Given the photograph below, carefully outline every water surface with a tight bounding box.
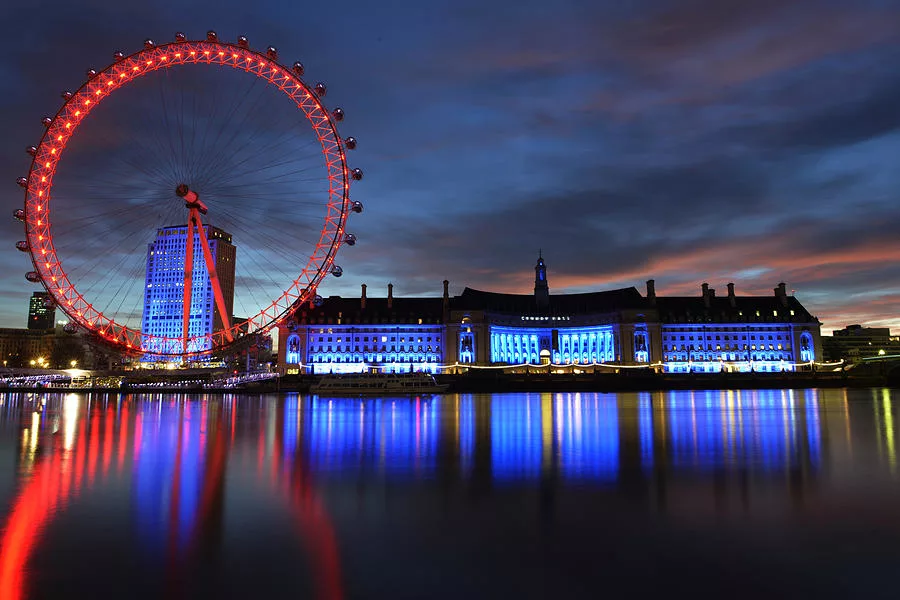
[1,389,899,598]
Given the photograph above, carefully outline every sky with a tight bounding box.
[1,0,900,335]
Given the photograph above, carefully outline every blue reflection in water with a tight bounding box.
[487,393,619,482]
[283,394,299,461]
[665,389,820,471]
[556,394,619,481]
[639,393,653,471]
[806,390,821,467]
[458,396,476,477]
[490,394,544,481]
[133,401,205,553]
[304,396,438,477]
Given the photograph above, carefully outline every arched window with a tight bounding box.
[800,332,815,362]
[459,331,475,364]
[286,333,301,364]
[634,329,649,363]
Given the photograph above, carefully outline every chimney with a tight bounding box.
[727,282,736,308]
[701,282,710,308]
[360,283,367,310]
[387,283,393,310]
[775,282,788,307]
[646,279,656,305]
[442,280,450,322]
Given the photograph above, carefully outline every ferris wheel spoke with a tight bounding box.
[103,253,147,328]
[212,203,320,270]
[217,119,322,176]
[203,127,321,188]
[156,78,187,185]
[214,119,321,176]
[71,230,151,303]
[191,78,273,183]
[220,151,324,179]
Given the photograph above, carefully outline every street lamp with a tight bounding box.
[70,360,77,368]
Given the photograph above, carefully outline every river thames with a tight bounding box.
[1,389,899,598]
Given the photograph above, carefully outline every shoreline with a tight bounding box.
[0,372,894,395]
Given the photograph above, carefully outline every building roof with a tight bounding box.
[292,296,444,325]
[452,286,646,315]
[287,287,820,326]
[653,294,817,325]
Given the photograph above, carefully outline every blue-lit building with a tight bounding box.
[278,256,822,373]
[141,225,236,356]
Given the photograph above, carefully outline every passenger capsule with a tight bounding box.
[314,82,327,97]
[15,241,28,252]
[26,146,37,156]
[351,201,364,214]
[25,271,41,283]
[206,30,218,42]
[16,177,27,188]
[332,107,344,121]
[86,68,97,79]
[344,136,357,150]
[144,39,155,49]
[313,294,325,307]
[351,168,363,181]
[286,319,297,331]
[237,35,249,48]
[266,46,278,60]
[13,209,25,221]
[63,322,78,334]
[343,233,357,246]
[41,117,52,127]
[292,61,304,76]
[175,32,187,42]
[331,265,343,277]
[113,51,124,61]
[61,91,73,101]
[42,296,55,309]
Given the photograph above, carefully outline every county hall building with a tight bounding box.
[278,256,822,374]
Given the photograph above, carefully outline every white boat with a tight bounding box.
[309,372,449,396]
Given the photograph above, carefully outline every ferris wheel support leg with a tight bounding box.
[195,220,234,343]
[182,212,197,355]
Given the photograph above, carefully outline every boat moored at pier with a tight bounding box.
[310,371,449,396]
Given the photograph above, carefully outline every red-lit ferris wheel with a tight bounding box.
[15,31,363,358]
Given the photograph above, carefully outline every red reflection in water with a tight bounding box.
[0,412,86,600]
[0,399,343,600]
[272,402,343,600]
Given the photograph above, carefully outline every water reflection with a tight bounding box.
[1,389,899,598]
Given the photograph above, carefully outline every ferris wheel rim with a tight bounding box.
[20,36,354,357]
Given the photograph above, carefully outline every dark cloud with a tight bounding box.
[1,0,899,334]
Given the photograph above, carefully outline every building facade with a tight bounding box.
[0,325,112,369]
[822,324,899,363]
[27,292,56,330]
[278,257,823,374]
[141,225,236,356]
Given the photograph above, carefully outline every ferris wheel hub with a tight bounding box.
[175,183,207,214]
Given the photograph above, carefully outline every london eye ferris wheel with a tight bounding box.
[14,31,363,359]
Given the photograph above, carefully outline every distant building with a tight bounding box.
[822,324,899,363]
[0,325,108,369]
[27,291,56,330]
[278,255,822,374]
[141,225,236,356]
